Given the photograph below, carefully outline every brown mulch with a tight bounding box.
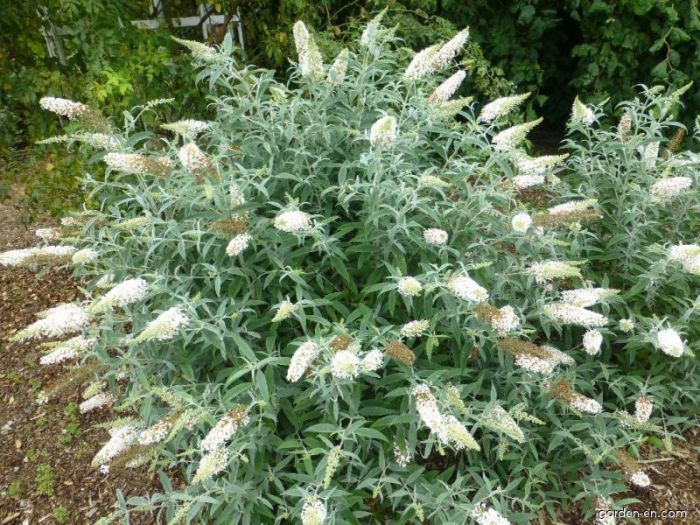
[624,427,700,524]
[553,428,700,524]
[0,203,163,525]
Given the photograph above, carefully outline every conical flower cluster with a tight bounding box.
[287,341,319,382]
[413,384,448,442]
[132,307,189,344]
[655,328,685,357]
[400,319,430,338]
[0,246,76,267]
[516,153,568,176]
[412,384,479,450]
[479,93,530,122]
[511,212,532,233]
[40,96,110,130]
[548,380,603,414]
[112,215,152,231]
[481,405,525,443]
[544,303,608,328]
[618,318,635,333]
[492,118,543,151]
[293,21,323,77]
[431,29,470,72]
[540,345,575,366]
[570,96,595,125]
[370,115,398,147]
[403,28,468,79]
[139,418,174,446]
[328,49,349,84]
[178,142,215,177]
[548,199,597,215]
[300,497,327,525]
[404,45,441,81]
[397,276,423,297]
[470,503,511,525]
[271,300,298,322]
[80,391,115,414]
[621,395,653,428]
[615,450,651,488]
[360,9,386,50]
[330,350,361,380]
[444,415,480,451]
[40,335,93,365]
[226,233,252,257]
[642,141,659,168]
[104,153,173,177]
[359,349,385,373]
[560,287,618,307]
[423,228,448,245]
[668,244,700,275]
[173,37,224,63]
[528,261,583,284]
[428,70,466,103]
[81,132,120,150]
[72,248,99,265]
[89,278,149,314]
[35,227,60,242]
[14,303,90,341]
[447,274,489,302]
[475,304,520,335]
[161,119,210,137]
[92,425,139,470]
[40,97,91,120]
[618,111,632,137]
[192,447,229,484]
[634,396,653,423]
[497,338,563,375]
[582,329,603,355]
[201,405,250,451]
[384,340,416,365]
[650,177,692,200]
[513,174,545,190]
[274,210,313,233]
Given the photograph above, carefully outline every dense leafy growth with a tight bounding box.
[9,13,699,524]
[5,1,700,218]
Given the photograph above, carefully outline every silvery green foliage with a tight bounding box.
[39,20,699,525]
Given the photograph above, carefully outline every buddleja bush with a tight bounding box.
[7,13,699,525]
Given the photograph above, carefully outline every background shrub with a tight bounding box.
[219,1,700,130]
[6,1,700,217]
[0,0,208,216]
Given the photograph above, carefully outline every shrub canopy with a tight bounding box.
[15,14,700,525]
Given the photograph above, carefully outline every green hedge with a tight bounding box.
[3,1,700,217]
[238,0,700,128]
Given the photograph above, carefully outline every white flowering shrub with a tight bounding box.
[17,15,700,525]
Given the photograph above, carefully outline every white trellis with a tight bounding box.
[37,6,69,65]
[132,0,244,46]
[38,1,244,65]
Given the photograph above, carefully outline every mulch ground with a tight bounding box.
[0,202,162,525]
[553,428,700,524]
[626,428,700,524]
